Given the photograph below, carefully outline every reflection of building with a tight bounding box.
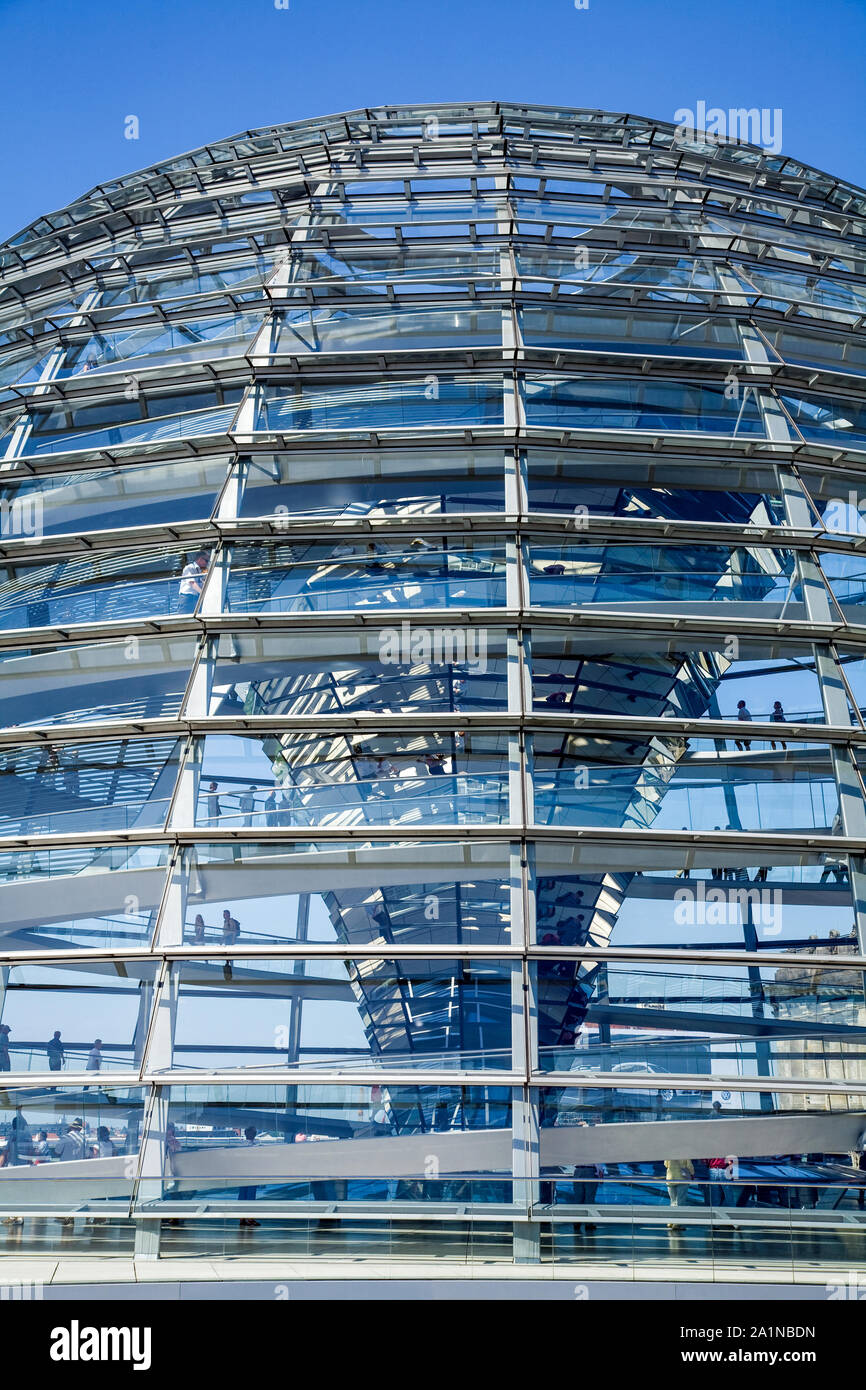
[772,935,866,1112]
[1,104,866,1284]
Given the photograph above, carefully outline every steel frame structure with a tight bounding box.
[1,103,866,1273]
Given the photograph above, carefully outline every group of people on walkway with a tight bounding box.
[734,699,787,750]
[203,746,455,826]
[1,1113,120,1166]
[189,909,241,947]
[0,1027,104,1077]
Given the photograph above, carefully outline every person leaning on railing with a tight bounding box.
[46,1030,64,1075]
[177,550,209,615]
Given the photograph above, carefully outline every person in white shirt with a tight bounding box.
[86,1039,103,1072]
[94,1125,115,1158]
[32,1130,51,1158]
[238,785,258,827]
[178,551,209,615]
[351,743,380,800]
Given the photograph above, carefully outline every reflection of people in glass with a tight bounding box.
[572,1163,603,1230]
[64,751,80,799]
[664,1157,694,1228]
[38,746,60,788]
[821,813,849,881]
[238,1126,260,1228]
[734,699,752,750]
[769,700,787,750]
[404,535,439,580]
[371,1103,392,1134]
[86,1039,103,1076]
[95,1126,115,1158]
[217,684,244,715]
[351,742,379,801]
[161,1122,185,1228]
[849,1126,866,1211]
[708,1155,730,1205]
[711,829,723,880]
[238,785,258,826]
[433,1098,450,1131]
[7,1111,31,1164]
[54,1118,86,1161]
[166,1122,180,1158]
[222,910,240,946]
[47,1030,64,1079]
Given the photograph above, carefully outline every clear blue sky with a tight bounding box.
[0,0,864,242]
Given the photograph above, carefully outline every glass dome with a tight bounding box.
[0,102,865,1276]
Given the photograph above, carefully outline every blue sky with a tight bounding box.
[0,0,864,241]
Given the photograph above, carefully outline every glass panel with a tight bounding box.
[158,1084,513,1206]
[0,456,228,536]
[1,962,158,1074]
[525,374,769,436]
[93,255,281,310]
[19,392,242,459]
[0,1090,145,1217]
[835,647,866,722]
[190,731,511,830]
[209,627,507,716]
[741,263,866,319]
[0,343,54,388]
[0,736,181,836]
[0,844,168,952]
[254,376,503,433]
[538,1084,866,1128]
[805,468,866,536]
[528,629,828,725]
[537,1106,866,1265]
[281,245,501,294]
[820,552,866,614]
[515,250,740,301]
[170,956,513,1073]
[536,958,866,1085]
[525,448,786,524]
[530,732,840,834]
[780,388,866,447]
[760,323,866,376]
[0,545,214,631]
[239,447,505,518]
[55,312,263,378]
[271,305,503,356]
[527,542,801,611]
[522,306,753,361]
[0,634,200,729]
[178,839,514,948]
[226,537,507,613]
[533,851,856,952]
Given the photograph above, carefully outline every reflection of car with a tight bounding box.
[610,1062,675,1103]
[610,1061,703,1109]
[556,1058,704,1120]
